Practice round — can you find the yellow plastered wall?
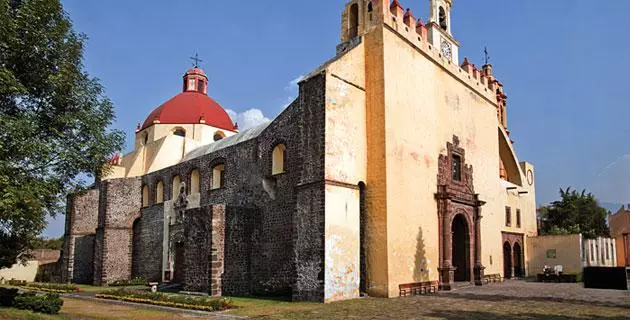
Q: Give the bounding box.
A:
[526,235,582,275]
[322,40,367,302]
[103,123,236,181]
[324,185,361,302]
[358,22,537,297]
[0,261,39,282]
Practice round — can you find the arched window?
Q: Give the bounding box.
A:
[156,181,164,204]
[214,131,225,141]
[197,79,205,93]
[272,144,286,175]
[348,3,359,39]
[439,7,447,30]
[190,169,200,194]
[142,185,149,207]
[367,2,373,12]
[172,175,181,200]
[211,164,225,190]
[173,128,186,137]
[142,133,149,145]
[452,154,462,181]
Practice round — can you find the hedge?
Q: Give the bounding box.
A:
[0,288,63,314]
[21,283,80,293]
[96,290,232,312]
[110,277,147,287]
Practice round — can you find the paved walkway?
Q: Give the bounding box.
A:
[441,280,630,309]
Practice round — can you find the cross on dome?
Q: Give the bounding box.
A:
[190,52,203,68]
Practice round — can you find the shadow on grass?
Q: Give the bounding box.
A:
[441,292,630,310]
[425,310,630,320]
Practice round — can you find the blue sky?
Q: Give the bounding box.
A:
[44,0,630,237]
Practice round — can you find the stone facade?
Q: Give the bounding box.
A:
[61,189,99,284]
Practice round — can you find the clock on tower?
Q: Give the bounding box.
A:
[427,0,460,64]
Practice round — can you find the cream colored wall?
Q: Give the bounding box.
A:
[527,235,582,275]
[324,185,360,302]
[374,23,536,296]
[0,261,39,282]
[321,40,367,302]
[103,123,236,181]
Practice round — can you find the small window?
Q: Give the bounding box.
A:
[197,79,204,93]
[156,181,164,204]
[214,131,225,141]
[211,164,225,190]
[142,133,148,145]
[172,175,181,200]
[142,185,149,208]
[188,78,195,91]
[590,243,594,261]
[367,2,373,12]
[505,207,511,227]
[272,144,286,175]
[348,3,359,39]
[190,169,200,194]
[452,154,462,181]
[516,209,521,228]
[606,242,610,260]
[173,128,186,137]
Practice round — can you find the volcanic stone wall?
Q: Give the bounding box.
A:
[132,74,327,300]
[132,204,164,282]
[93,177,142,285]
[61,189,99,284]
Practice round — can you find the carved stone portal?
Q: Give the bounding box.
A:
[435,136,486,290]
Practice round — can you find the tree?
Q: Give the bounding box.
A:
[0,0,124,268]
[538,187,610,239]
[31,236,64,250]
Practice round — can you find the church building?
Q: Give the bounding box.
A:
[61,0,538,303]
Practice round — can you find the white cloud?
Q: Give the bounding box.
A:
[227,108,271,130]
[283,75,305,108]
[226,75,305,131]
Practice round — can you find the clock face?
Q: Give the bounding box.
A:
[526,169,534,186]
[441,40,452,59]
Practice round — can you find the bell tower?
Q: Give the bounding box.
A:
[427,0,459,64]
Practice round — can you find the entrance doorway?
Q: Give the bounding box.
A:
[513,242,523,278]
[452,214,470,282]
[503,242,512,279]
[173,242,185,283]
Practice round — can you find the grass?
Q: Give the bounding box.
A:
[224,294,630,319]
[0,307,62,320]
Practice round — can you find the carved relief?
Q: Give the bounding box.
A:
[435,136,485,290]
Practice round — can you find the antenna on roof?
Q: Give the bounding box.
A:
[190,52,203,68]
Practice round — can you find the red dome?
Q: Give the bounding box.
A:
[185,67,206,76]
[141,91,235,131]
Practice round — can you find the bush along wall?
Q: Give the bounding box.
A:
[21,282,80,293]
[96,289,233,312]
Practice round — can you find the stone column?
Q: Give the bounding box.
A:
[473,197,486,286]
[439,198,454,291]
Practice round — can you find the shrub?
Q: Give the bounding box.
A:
[5,279,26,286]
[13,293,63,314]
[21,282,79,293]
[110,277,147,287]
[96,289,233,312]
[0,288,18,307]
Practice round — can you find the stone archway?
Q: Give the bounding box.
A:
[502,232,525,280]
[503,241,513,279]
[436,136,486,290]
[513,242,523,278]
[452,214,470,282]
